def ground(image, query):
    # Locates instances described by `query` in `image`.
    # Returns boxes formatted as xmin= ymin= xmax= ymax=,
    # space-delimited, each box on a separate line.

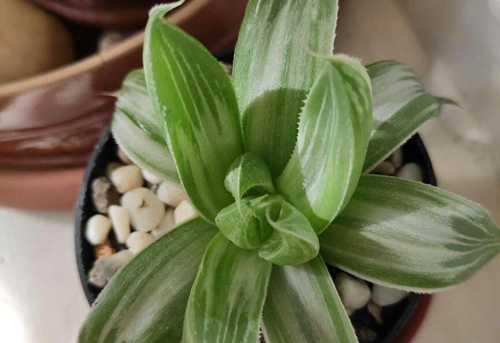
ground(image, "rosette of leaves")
xmin=79 ymin=1 xmax=500 ymax=342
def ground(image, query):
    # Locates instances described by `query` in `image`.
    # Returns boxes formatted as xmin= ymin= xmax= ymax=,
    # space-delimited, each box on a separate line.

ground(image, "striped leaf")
xmin=112 ymin=69 xmax=179 ymax=182
xmin=215 ymin=196 xmax=274 ymax=250
xmin=364 ymin=61 xmax=444 ymax=172
xmin=278 ymin=56 xmax=373 ymax=233
xmin=79 ymin=218 xmax=216 ymax=343
xmin=263 ymin=256 xmax=358 ymax=343
xmin=259 ymin=198 xmax=319 ymax=265
xmin=215 ymin=195 xmax=319 ymax=265
xmin=233 ymin=0 xmax=339 ymax=176
xmin=183 ymin=234 xmax=272 ymax=343
xmin=320 ymin=175 xmax=500 ymax=292
xmin=224 ymin=153 xmax=275 ymax=202
xmin=144 ymin=5 xmax=244 ymax=222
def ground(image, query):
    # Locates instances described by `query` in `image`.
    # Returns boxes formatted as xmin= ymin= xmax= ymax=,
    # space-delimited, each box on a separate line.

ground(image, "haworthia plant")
xmin=80 ymin=0 xmax=500 ymax=342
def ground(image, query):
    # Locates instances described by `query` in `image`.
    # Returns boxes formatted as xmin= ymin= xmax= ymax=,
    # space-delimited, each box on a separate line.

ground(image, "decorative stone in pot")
xmin=74 ymin=1 xmax=500 ymax=343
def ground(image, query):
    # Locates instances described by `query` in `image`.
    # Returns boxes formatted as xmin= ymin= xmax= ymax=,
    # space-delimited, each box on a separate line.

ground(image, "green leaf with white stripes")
xmin=79 ymin=218 xmax=216 ymax=343
xmin=224 ymin=153 xmax=275 ymax=202
xmin=183 ymin=234 xmax=272 ymax=343
xmin=263 ymin=256 xmax=358 ymax=343
xmin=363 ymin=61 xmax=444 ymax=172
xmin=320 ymin=175 xmax=500 ymax=292
xmin=259 ymin=198 xmax=319 ymax=265
xmin=233 ymin=0 xmax=339 ymax=176
xmin=112 ymin=69 xmax=179 ymax=182
xmin=144 ymin=4 xmax=244 ymax=222
xmin=215 ymin=195 xmax=274 ymax=250
xmin=278 ymin=56 xmax=373 ymax=233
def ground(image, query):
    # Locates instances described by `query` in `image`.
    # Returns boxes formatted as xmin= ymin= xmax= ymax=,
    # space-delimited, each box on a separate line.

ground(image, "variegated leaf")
xmin=259 ymin=198 xmax=319 ymax=265
xmin=112 ymin=69 xmax=179 ymax=182
xmin=79 ymin=218 xmax=216 ymax=343
xmin=233 ymin=0 xmax=339 ymax=176
xmin=144 ymin=4 xmax=244 ymax=221
xmin=263 ymin=256 xmax=358 ymax=343
xmin=321 ymin=175 xmax=500 ymax=291
xmin=183 ymin=234 xmax=272 ymax=343
xmin=278 ymin=56 xmax=373 ymax=233
xmin=224 ymin=152 xmax=275 ymax=202
xmin=364 ymin=61 xmax=444 ymax=172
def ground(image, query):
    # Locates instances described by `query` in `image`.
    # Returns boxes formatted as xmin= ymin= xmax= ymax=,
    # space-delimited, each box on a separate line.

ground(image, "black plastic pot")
xmin=75 ymin=127 xmax=436 ymax=343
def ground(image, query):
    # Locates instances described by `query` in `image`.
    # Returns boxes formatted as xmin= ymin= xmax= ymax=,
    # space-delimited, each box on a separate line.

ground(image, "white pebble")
xmin=396 ymin=163 xmax=423 ymax=181
xmin=126 ymin=231 xmax=154 ymax=255
xmin=121 ymin=188 xmax=165 ymax=231
xmin=142 ymin=169 xmax=163 ymax=184
xmin=174 ymin=200 xmax=198 ymax=225
xmin=335 ymin=272 xmax=371 ymax=314
xmin=152 ymin=209 xmax=176 ymax=239
xmin=85 ymin=214 xmax=112 ymax=245
xmin=88 ymin=250 xmax=133 ymax=288
xmin=372 ymin=284 xmax=408 ymax=306
xmin=106 ymin=162 xmax=122 ymax=179
xmin=157 ymin=180 xmax=188 ymax=207
xmin=110 ymin=165 xmax=143 ymax=193
xmin=108 ymin=205 xmax=131 ymax=244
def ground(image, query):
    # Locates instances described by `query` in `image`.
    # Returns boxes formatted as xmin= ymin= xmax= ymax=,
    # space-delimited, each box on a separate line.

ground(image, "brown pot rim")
xmin=31 ymin=0 xmax=159 ymax=29
xmin=0 ymin=0 xmax=207 ymax=98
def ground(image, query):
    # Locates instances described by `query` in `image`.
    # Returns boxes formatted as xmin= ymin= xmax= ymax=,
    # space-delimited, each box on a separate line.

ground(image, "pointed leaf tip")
xmin=321 ymin=175 xmax=500 ymax=292
xmin=112 ymin=69 xmax=179 ymax=182
xmin=234 ymin=0 xmax=340 ymax=176
xmin=144 ymin=5 xmax=244 ymax=221
xmin=148 ymin=0 xmax=185 ymax=18
xmin=363 ymin=61 xmax=444 ymax=172
xmin=278 ymin=56 xmax=373 ymax=233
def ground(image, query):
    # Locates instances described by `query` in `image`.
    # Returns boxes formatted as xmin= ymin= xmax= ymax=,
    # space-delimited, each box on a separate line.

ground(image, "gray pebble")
xmin=396 ymin=162 xmax=423 ymax=181
xmin=88 ymin=250 xmax=133 ymax=288
xmin=91 ymin=177 xmax=120 ymax=213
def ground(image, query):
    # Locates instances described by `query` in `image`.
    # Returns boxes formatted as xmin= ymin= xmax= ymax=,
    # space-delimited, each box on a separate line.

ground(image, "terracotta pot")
xmin=0 ymin=0 xmax=248 ymax=209
xmin=32 ymin=0 xmax=165 ymax=29
xmin=74 ymin=129 xmax=436 ymax=342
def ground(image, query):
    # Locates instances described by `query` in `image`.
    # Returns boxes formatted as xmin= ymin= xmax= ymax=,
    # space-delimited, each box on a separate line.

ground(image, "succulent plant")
xmin=79 ymin=0 xmax=500 ymax=342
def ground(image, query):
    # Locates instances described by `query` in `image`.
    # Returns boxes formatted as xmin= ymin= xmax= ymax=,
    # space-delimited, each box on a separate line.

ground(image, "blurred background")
xmin=1 ymin=0 xmax=499 ymax=342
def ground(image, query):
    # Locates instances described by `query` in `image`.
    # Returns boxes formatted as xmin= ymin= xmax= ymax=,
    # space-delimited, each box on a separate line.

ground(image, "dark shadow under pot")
xmin=75 ymin=128 xmax=435 ymax=343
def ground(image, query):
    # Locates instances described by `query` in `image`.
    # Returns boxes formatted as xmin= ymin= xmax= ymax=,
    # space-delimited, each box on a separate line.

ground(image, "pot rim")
xmin=74 ymin=128 xmax=437 ymax=342
xmin=0 ymin=0 xmax=209 ymax=97
xmin=31 ymin=0 xmax=159 ymax=29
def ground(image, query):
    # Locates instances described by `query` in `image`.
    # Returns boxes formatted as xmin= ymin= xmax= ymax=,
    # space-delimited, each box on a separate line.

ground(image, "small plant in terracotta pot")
xmin=78 ymin=0 xmax=500 ymax=342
